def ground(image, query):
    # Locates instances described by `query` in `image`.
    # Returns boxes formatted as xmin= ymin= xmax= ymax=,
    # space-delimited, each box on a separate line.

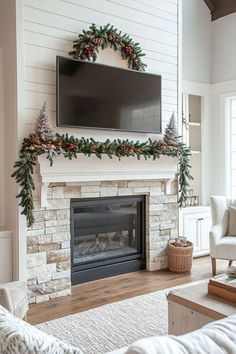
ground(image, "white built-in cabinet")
xmin=182 ymin=207 xmax=211 ymax=257
xmin=180 ymin=88 xmax=211 ymax=257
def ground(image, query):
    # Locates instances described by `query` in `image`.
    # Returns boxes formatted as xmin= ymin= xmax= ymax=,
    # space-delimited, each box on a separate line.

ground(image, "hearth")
xmin=71 ymin=195 xmax=146 ymax=284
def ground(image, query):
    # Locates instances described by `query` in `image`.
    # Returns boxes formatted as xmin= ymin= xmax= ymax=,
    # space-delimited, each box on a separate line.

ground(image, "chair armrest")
xmin=0 ymin=287 xmax=13 ymax=313
xmin=209 ymin=224 xmax=223 ymax=255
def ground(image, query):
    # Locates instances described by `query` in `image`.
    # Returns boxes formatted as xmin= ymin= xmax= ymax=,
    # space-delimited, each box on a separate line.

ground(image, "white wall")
xmin=0 ymin=49 xmax=4 ymax=228
xmin=211 ymin=13 xmax=236 ymax=83
xmin=22 ymin=0 xmax=179 ymax=138
xmin=182 ymin=0 xmax=211 ymax=83
xmin=208 ymin=14 xmax=236 ymax=197
xmin=0 ymin=0 xmax=20 ymax=280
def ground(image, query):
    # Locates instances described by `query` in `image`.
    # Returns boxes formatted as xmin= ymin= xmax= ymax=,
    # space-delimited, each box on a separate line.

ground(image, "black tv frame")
xmin=56 ymin=56 xmax=162 ymax=134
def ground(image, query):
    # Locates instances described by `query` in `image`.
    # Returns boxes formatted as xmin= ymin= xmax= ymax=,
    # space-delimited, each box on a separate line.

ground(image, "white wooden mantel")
xmin=38 ymin=155 xmax=178 ymax=207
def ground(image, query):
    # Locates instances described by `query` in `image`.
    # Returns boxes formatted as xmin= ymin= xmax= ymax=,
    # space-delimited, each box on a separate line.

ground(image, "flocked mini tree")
xmin=35 ymin=101 xmax=54 ymax=140
xmin=163 ymin=112 xmax=178 ymax=146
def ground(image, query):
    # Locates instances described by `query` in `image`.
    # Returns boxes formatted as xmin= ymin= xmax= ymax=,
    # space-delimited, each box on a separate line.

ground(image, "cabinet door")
xmin=183 ymin=215 xmax=200 ymax=252
xmin=200 ymin=215 xmax=211 ymax=251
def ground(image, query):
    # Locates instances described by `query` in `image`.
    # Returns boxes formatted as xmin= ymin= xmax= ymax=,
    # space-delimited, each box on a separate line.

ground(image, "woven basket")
xmin=168 ymin=241 xmax=193 ymax=273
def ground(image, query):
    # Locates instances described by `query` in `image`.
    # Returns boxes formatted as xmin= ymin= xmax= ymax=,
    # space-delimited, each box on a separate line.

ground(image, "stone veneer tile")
xmin=56 ymin=261 xmax=70 ymax=271
xmin=27 ymin=246 xmax=39 ymax=254
xmin=47 ymin=249 xmax=70 ymax=264
xmin=27 ymin=252 xmax=46 ymax=268
xmin=52 ymin=186 xmax=65 ymax=199
xmin=118 ymin=188 xmax=134 ymax=195
xmin=36 ymin=294 xmax=50 ymax=303
xmin=44 ymin=210 xmax=57 ymax=221
xmin=100 ymin=187 xmax=118 ymax=196
xmin=64 ymin=186 xmax=81 ymax=198
xmin=45 ymin=220 xmax=58 ymax=227
xmin=149 ymin=187 xmax=162 ymax=196
xmin=38 ymin=243 xmax=61 ymax=252
xmin=118 ymin=180 xmax=128 ymax=188
xmin=27 ymin=264 xmax=57 ymax=280
xmin=128 ymin=180 xmax=162 ymax=187
xmin=27 ymin=236 xmax=39 ymax=247
xmin=56 ymin=209 xmax=70 ymax=219
xmin=81 ymin=185 xmax=99 ymax=193
xmin=52 ymin=232 xmax=70 ymax=242
xmin=47 ymin=199 xmax=70 ymax=210
xmin=101 ymin=181 xmax=118 ymax=187
xmin=38 ymin=273 xmax=52 ymax=284
xmin=81 ymin=192 xmax=101 ymax=198
xmin=133 ymin=187 xmax=150 ymax=193
xmin=49 ymin=289 xmax=71 ymax=299
xmin=52 ymin=270 xmax=70 ymax=280
xmin=38 ymin=235 xmax=52 ymax=244
xmin=33 ymin=211 xmax=45 ymax=222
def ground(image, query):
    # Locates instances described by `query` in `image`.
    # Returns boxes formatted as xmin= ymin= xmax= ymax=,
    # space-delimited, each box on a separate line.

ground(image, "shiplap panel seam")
xmin=23 ymin=8 xmax=178 ymax=49
xmin=67 ymin=0 xmax=178 ymax=24
xmin=23 ymin=2 xmax=178 ymax=37
xmin=24 ymin=28 xmax=178 ymax=60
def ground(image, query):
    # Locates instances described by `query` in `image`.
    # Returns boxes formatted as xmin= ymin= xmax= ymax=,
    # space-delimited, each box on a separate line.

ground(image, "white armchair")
xmin=209 ymin=196 xmax=236 ymax=275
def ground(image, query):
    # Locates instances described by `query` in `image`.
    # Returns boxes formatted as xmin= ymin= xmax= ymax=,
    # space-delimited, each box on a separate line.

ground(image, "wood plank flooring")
xmin=28 ymin=257 xmax=228 ymax=325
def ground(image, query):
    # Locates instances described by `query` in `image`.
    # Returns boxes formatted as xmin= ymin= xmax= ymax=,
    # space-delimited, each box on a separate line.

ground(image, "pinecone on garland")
xmin=35 ymin=102 xmax=54 ymax=141
xmin=155 ymin=140 xmax=168 ymax=153
xmin=163 ymin=113 xmax=178 ymax=146
xmin=117 ymin=143 xmax=132 ymax=156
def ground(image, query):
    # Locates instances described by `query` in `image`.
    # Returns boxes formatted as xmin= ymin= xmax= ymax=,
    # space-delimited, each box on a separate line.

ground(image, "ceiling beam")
xmin=203 ymin=0 xmax=236 ymax=21
xmin=203 ymin=0 xmax=215 ymax=12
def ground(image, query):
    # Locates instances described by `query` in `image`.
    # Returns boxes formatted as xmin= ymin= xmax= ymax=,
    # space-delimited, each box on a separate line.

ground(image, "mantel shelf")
xmin=38 ymin=155 xmax=178 ymax=207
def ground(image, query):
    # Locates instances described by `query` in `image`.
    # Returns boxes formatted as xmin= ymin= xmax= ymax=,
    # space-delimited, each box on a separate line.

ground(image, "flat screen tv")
xmin=56 ymin=56 xmax=162 ymax=133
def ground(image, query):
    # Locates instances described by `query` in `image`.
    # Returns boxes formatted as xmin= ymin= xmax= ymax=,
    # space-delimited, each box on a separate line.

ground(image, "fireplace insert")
xmin=71 ymin=195 xmax=146 ymax=284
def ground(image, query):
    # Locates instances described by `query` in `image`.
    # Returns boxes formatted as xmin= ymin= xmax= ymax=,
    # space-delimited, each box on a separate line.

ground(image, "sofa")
xmin=0 ymin=304 xmax=236 ymax=354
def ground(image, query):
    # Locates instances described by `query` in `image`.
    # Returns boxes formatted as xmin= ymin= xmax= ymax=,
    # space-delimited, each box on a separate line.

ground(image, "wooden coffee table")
xmin=167 ymin=281 xmax=236 ymax=335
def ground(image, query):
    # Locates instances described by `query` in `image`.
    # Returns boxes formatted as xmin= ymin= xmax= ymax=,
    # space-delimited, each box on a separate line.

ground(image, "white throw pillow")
xmin=228 ymin=206 xmax=236 ymax=236
xmin=0 ymin=305 xmax=83 ymax=354
xmin=124 ymin=314 xmax=236 ymax=354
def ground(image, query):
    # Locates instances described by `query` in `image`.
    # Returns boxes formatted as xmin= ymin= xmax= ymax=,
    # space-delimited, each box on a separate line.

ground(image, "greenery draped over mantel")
xmin=12 ymin=104 xmax=192 ymax=228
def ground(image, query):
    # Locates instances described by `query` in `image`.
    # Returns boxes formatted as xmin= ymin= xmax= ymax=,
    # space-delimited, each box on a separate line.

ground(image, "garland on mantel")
xmin=69 ymin=23 xmax=146 ymax=71
xmin=12 ymin=104 xmax=192 ymax=228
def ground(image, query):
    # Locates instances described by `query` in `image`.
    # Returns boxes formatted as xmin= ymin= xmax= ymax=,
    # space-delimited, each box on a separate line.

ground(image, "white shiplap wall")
xmin=22 ymin=0 xmax=178 ymax=138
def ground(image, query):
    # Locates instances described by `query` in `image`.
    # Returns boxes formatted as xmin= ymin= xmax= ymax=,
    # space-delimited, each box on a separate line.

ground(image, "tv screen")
xmin=56 ymin=56 xmax=162 ymax=133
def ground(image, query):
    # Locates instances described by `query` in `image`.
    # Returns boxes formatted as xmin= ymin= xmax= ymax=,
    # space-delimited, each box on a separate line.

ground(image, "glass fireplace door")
xmin=71 ymin=195 xmax=145 ymax=283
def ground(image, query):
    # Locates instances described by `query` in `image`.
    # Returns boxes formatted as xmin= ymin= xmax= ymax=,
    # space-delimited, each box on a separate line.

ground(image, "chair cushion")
xmin=215 ymin=236 xmax=236 ymax=260
xmin=0 ymin=305 xmax=83 ymax=354
xmin=228 ymin=206 xmax=236 ymax=236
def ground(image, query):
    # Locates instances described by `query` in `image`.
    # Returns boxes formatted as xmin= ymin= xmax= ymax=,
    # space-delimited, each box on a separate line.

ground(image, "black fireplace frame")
xmin=70 ymin=195 xmax=146 ymax=284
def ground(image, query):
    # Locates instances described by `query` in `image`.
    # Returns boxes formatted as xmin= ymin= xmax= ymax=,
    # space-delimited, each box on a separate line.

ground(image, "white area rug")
xmin=37 ymin=280 xmax=204 ymax=354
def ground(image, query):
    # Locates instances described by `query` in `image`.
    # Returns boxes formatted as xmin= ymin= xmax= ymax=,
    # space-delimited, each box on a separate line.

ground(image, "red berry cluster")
xmin=93 ymin=37 xmax=102 ymax=46
xmin=66 ymin=143 xmax=75 ymax=151
xmin=124 ymin=45 xmax=134 ymax=56
xmin=108 ymin=34 xmax=119 ymax=43
xmin=83 ymin=45 xmax=95 ymax=60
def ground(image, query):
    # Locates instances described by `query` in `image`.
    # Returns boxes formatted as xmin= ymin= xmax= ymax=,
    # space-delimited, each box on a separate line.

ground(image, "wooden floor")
xmin=28 ymin=256 xmax=228 ymax=324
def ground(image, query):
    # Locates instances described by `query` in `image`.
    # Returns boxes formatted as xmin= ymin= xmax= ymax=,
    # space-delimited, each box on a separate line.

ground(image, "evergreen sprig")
xmin=12 ymin=133 xmax=193 ymax=228
xmin=69 ymin=23 xmax=146 ymax=71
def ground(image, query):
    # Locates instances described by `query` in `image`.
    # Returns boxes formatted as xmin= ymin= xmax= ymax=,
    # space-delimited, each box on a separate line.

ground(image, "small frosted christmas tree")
xmin=35 ymin=101 xmax=53 ymax=140
xmin=163 ymin=113 xmax=178 ymax=146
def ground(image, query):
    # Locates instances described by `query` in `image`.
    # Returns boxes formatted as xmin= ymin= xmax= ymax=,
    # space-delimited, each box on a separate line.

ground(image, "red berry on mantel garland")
xmin=66 ymin=143 xmax=75 ymax=151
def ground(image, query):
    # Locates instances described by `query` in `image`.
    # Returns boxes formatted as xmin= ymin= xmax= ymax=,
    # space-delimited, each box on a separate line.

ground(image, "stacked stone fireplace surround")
xmin=26 ymin=178 xmax=178 ymax=304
